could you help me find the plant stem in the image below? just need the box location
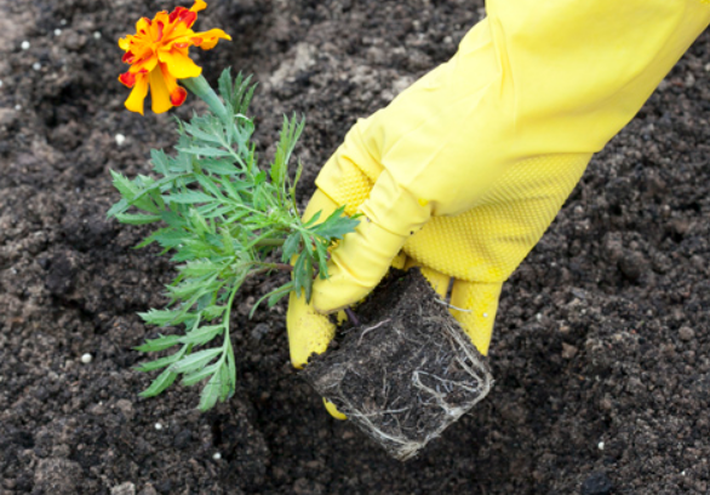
[182,75,229,123]
[247,263,293,278]
[255,238,285,248]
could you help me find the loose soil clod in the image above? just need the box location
[301,269,493,461]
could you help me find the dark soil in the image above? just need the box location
[302,269,492,461]
[1,0,710,493]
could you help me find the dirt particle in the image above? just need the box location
[111,482,136,495]
[618,251,647,282]
[137,484,158,495]
[581,471,613,495]
[679,326,695,341]
[561,343,578,359]
[173,429,193,449]
[250,323,271,341]
[33,458,84,495]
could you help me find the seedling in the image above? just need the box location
[109,2,359,410]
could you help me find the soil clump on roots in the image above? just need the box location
[302,269,493,460]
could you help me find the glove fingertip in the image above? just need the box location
[323,398,347,420]
[286,291,336,369]
[449,280,503,356]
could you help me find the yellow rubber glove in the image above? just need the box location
[288,0,710,376]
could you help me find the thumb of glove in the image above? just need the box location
[312,168,432,313]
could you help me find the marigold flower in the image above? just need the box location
[118,0,231,115]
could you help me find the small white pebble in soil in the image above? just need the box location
[80,353,93,364]
[60,18,68,25]
[535,313,543,322]
[154,422,163,431]
[54,29,62,36]
[32,62,41,71]
[598,441,605,451]
[21,40,30,50]
[115,133,126,146]
[212,452,222,460]
[93,31,102,40]
[14,104,21,111]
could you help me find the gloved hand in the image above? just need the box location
[288,0,710,388]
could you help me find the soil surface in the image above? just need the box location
[1,0,710,493]
[302,269,492,461]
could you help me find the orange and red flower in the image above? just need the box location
[118,0,231,115]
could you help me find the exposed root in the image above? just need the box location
[302,269,493,461]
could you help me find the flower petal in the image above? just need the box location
[190,0,207,13]
[118,71,136,88]
[158,48,202,79]
[192,28,231,50]
[128,53,158,74]
[124,73,149,115]
[167,7,197,30]
[148,67,173,114]
[159,63,188,107]
[168,6,188,24]
[171,86,188,106]
[136,17,152,35]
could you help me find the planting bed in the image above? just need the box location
[2,0,710,493]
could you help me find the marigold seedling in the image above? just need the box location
[109,1,359,411]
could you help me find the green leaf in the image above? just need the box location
[281,232,301,262]
[181,362,220,387]
[114,213,162,225]
[292,252,314,302]
[178,259,224,277]
[139,367,179,398]
[195,174,227,201]
[201,158,239,175]
[312,205,360,240]
[270,114,305,189]
[313,241,330,279]
[218,68,233,108]
[151,149,170,175]
[302,210,322,227]
[198,370,223,411]
[139,228,186,250]
[176,146,233,158]
[135,345,187,372]
[226,348,237,392]
[107,198,129,218]
[179,324,224,346]
[268,286,291,307]
[139,308,182,326]
[165,190,215,204]
[201,305,226,320]
[110,170,138,201]
[135,334,183,352]
[169,347,222,374]
[183,119,224,144]
[219,362,233,401]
